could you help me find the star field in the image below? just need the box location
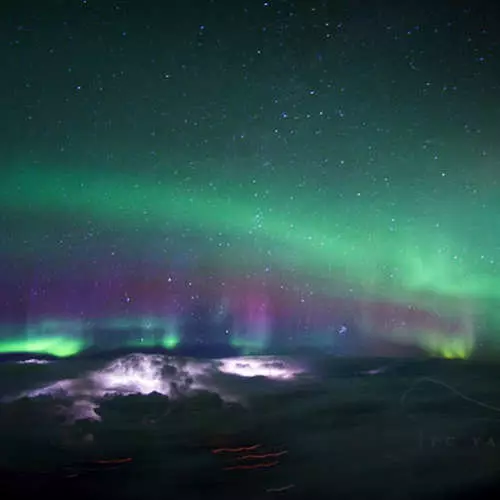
[1,0,500,358]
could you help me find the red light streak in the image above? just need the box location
[212,444,262,454]
[223,460,279,471]
[237,450,288,460]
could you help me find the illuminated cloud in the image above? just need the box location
[9,354,307,423]
[217,356,305,380]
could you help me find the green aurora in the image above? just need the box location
[2,166,499,304]
[1,166,499,358]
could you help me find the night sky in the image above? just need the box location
[1,0,500,358]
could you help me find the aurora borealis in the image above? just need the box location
[1,0,500,358]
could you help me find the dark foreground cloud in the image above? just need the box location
[2,356,500,499]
